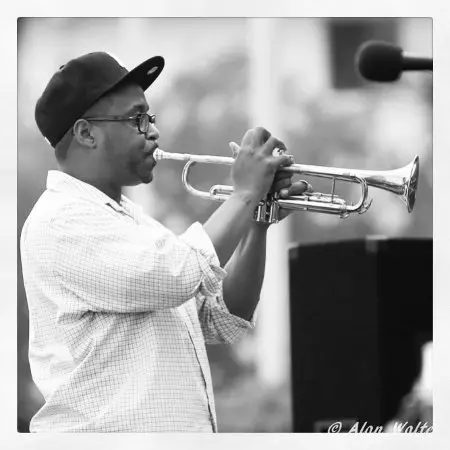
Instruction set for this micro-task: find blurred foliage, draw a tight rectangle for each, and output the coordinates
[150,51,249,228]
[18,43,432,432]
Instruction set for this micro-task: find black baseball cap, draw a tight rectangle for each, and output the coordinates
[35,52,165,147]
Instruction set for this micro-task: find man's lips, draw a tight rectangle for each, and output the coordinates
[144,140,159,158]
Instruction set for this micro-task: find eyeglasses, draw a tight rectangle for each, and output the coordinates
[81,113,156,134]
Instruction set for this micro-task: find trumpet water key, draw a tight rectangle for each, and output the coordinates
[153,149,419,224]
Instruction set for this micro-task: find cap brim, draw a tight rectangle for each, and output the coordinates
[121,55,165,91]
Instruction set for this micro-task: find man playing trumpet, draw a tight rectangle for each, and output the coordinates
[20,52,309,432]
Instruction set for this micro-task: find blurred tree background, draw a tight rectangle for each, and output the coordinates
[17,18,432,432]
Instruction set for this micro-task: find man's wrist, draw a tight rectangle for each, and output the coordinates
[249,219,271,232]
[230,191,262,215]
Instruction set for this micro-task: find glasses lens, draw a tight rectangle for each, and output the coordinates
[138,114,150,133]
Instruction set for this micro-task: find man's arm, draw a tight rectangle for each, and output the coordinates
[46,203,224,314]
[193,221,267,346]
[220,181,311,321]
[222,222,269,320]
[203,128,291,267]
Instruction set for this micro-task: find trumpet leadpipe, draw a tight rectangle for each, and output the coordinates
[154,148,297,172]
[154,149,235,165]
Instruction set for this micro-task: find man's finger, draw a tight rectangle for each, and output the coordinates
[270,178,292,194]
[269,154,294,171]
[279,180,312,198]
[272,170,292,183]
[240,129,256,147]
[259,135,287,158]
[229,142,240,158]
[252,127,272,146]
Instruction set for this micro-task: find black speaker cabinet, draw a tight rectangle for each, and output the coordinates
[289,237,432,432]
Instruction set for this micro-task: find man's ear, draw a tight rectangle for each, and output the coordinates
[72,119,96,148]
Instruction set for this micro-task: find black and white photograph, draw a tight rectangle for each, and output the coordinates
[5,6,447,448]
[16,16,433,436]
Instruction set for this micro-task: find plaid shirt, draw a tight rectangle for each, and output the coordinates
[20,170,255,432]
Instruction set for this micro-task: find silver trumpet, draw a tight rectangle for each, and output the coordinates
[154,149,419,224]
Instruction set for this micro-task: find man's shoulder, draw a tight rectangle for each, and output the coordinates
[24,190,107,230]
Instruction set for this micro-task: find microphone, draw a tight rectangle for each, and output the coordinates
[355,41,433,82]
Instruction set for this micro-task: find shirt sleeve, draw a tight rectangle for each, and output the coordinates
[195,291,256,345]
[50,202,227,313]
[187,228,256,344]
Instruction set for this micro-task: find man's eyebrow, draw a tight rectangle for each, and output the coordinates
[127,104,149,114]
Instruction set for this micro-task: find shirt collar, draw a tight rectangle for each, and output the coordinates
[46,170,138,217]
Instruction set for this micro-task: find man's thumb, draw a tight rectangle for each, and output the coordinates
[229,142,240,158]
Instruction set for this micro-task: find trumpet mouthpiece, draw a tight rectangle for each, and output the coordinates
[153,149,164,160]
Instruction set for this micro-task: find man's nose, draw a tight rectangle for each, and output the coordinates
[145,123,159,140]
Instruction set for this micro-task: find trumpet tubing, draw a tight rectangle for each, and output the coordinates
[153,149,419,223]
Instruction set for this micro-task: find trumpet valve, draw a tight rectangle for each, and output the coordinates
[253,194,281,224]
[268,202,280,223]
[254,201,268,222]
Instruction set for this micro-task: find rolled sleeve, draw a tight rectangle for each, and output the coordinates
[180,222,227,297]
[184,223,256,344]
[196,291,256,345]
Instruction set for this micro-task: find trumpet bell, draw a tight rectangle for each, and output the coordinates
[405,155,419,213]
[363,155,419,213]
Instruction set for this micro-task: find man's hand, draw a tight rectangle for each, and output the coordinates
[230,127,293,206]
[229,133,313,222]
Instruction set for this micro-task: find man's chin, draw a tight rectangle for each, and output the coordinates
[124,173,153,187]
[141,176,153,184]
[139,171,154,184]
